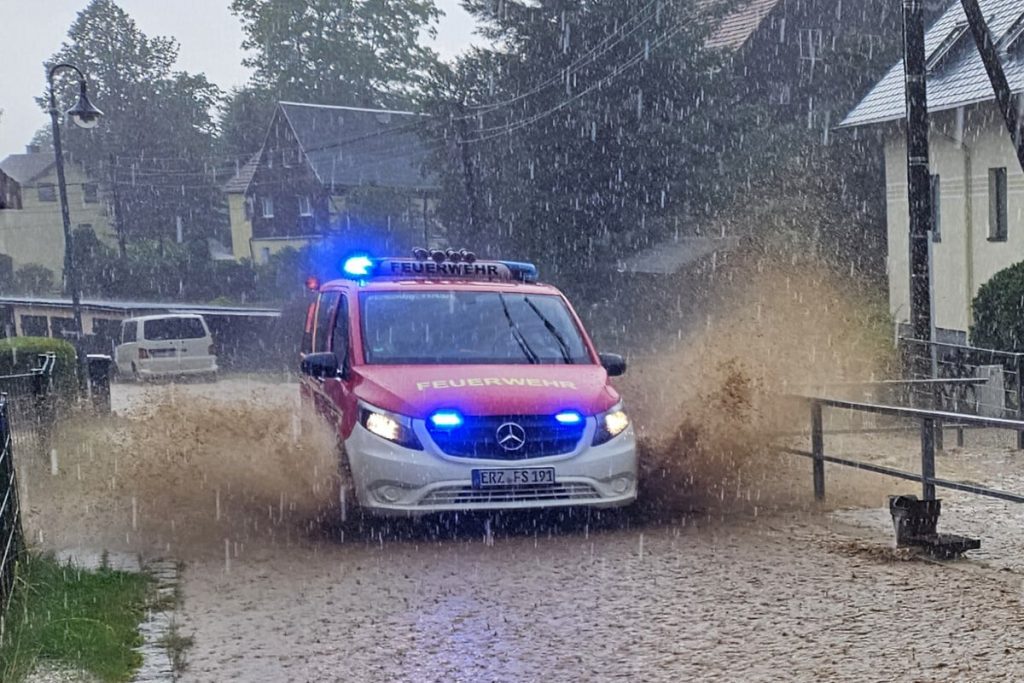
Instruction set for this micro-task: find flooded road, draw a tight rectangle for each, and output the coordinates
[19,379,1024,681]
[176,513,1024,682]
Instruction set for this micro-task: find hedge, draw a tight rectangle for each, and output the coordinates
[0,337,78,397]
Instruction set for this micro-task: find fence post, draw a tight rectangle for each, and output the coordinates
[921,417,936,500]
[811,401,825,500]
[1016,354,1024,450]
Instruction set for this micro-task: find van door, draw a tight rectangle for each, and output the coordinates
[309,291,341,422]
[115,321,137,374]
[176,316,213,373]
[141,317,183,375]
[323,295,354,430]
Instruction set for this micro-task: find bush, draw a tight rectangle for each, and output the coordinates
[971,261,1024,351]
[0,336,78,397]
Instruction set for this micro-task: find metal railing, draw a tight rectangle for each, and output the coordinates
[780,396,1024,505]
[0,353,59,450]
[0,397,22,611]
[899,337,1024,422]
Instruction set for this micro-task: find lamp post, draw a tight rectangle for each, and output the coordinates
[47,63,103,393]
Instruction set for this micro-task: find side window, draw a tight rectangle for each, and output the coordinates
[314,291,340,353]
[332,296,349,367]
[123,322,136,343]
[989,167,1008,241]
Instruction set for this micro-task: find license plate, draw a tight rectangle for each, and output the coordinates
[472,467,556,489]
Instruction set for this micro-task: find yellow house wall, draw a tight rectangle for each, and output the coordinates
[884,104,1024,337]
[228,193,254,260]
[0,161,114,280]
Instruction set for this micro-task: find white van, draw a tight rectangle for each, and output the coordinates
[115,314,218,380]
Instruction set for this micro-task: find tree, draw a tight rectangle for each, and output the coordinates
[40,0,224,248]
[229,0,441,108]
[971,262,1024,351]
[424,1,725,280]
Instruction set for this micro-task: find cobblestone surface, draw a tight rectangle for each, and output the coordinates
[177,512,1024,682]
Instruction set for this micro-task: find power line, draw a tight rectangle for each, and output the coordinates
[461,0,666,117]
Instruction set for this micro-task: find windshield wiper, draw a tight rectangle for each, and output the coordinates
[523,296,574,364]
[498,293,539,364]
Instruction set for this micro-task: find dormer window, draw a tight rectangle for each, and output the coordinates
[999,12,1024,52]
[926,22,969,73]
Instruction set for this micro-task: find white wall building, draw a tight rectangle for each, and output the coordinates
[843,0,1024,342]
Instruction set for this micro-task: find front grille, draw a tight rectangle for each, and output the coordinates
[426,415,585,460]
[420,483,599,506]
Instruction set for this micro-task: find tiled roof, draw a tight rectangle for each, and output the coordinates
[223,153,259,194]
[0,153,54,184]
[278,102,439,191]
[705,0,781,51]
[842,0,1024,127]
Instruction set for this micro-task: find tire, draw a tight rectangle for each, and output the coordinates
[336,443,361,526]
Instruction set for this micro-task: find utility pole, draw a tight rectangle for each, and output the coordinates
[902,0,934,377]
[454,103,481,246]
[108,153,126,258]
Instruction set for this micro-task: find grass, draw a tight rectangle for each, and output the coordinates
[0,554,153,683]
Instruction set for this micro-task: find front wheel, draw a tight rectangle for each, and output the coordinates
[336,443,361,526]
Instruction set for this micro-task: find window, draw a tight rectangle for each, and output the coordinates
[360,291,590,365]
[82,183,98,203]
[333,296,350,368]
[931,174,941,242]
[298,195,313,217]
[143,317,207,341]
[121,321,137,343]
[77,223,93,234]
[314,291,340,353]
[798,29,824,62]
[20,315,48,337]
[927,22,968,73]
[768,82,791,106]
[989,167,1008,241]
[259,247,270,264]
[245,196,255,219]
[261,197,274,218]
[50,317,77,339]
[37,183,56,202]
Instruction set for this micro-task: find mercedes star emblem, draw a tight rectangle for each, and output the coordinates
[496,422,527,451]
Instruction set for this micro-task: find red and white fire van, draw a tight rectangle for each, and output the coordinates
[299,250,637,517]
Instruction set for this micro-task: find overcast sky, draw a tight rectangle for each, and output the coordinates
[0,0,483,159]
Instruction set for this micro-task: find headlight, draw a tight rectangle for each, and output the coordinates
[593,403,630,445]
[359,404,422,450]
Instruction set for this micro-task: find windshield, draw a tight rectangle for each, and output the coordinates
[360,291,591,365]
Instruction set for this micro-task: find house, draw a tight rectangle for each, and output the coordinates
[841,0,1024,342]
[0,146,114,282]
[704,0,945,138]
[224,102,442,263]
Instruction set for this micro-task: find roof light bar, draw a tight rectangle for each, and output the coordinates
[339,249,539,283]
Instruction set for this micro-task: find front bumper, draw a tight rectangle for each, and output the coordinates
[344,418,637,515]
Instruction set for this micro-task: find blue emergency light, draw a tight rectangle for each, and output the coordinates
[430,410,464,428]
[554,410,583,425]
[342,254,374,277]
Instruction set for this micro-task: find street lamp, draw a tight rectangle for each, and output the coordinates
[47,63,103,393]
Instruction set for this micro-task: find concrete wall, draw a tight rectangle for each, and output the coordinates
[0,161,115,279]
[884,104,1024,337]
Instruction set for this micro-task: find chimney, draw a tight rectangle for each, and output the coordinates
[26,145,41,154]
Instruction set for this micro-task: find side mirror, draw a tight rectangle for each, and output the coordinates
[599,352,627,377]
[301,351,339,378]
